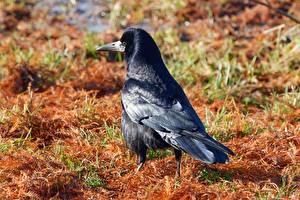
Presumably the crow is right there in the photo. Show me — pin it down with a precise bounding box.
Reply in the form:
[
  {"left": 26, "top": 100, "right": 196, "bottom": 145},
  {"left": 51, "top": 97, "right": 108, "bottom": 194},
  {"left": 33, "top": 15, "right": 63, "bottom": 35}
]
[{"left": 96, "top": 28, "right": 234, "bottom": 177}]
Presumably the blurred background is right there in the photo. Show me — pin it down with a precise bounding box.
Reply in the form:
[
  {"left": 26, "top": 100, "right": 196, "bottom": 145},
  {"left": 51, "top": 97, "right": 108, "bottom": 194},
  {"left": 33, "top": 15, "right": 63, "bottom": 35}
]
[{"left": 0, "top": 0, "right": 299, "bottom": 199}]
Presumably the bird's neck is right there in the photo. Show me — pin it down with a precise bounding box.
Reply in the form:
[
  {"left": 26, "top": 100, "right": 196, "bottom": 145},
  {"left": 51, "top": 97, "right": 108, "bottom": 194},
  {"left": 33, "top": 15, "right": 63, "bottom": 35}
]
[
  {"left": 125, "top": 62, "right": 178, "bottom": 94},
  {"left": 124, "top": 42, "right": 174, "bottom": 84},
  {"left": 126, "top": 60, "right": 160, "bottom": 82}
]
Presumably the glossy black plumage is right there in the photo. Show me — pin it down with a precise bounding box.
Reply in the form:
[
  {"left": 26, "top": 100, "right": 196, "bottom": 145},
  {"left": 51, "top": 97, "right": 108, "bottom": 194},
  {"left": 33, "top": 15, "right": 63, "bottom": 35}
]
[{"left": 97, "top": 27, "right": 234, "bottom": 176}]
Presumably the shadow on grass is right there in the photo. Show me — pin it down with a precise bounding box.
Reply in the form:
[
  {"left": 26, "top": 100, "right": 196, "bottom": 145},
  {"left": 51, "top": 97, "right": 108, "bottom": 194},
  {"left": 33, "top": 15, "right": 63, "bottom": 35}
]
[
  {"left": 73, "top": 81, "right": 123, "bottom": 98},
  {"left": 200, "top": 163, "right": 283, "bottom": 186},
  {"left": 30, "top": 173, "right": 84, "bottom": 199},
  {"left": 14, "top": 65, "right": 56, "bottom": 93}
]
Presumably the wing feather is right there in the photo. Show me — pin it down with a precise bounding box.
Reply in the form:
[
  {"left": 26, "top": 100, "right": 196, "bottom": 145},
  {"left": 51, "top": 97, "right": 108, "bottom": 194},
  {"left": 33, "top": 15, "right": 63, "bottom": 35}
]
[{"left": 122, "top": 79, "right": 234, "bottom": 156}]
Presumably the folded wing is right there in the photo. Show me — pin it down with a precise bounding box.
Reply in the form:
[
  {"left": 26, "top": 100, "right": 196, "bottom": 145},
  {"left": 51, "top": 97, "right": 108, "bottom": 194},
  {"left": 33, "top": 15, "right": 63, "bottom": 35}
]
[{"left": 122, "top": 79, "right": 234, "bottom": 163}]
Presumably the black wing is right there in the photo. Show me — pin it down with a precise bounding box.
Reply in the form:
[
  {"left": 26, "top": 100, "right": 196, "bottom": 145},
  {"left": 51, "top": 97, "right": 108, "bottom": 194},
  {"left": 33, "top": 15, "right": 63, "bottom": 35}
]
[{"left": 122, "top": 79, "right": 234, "bottom": 163}]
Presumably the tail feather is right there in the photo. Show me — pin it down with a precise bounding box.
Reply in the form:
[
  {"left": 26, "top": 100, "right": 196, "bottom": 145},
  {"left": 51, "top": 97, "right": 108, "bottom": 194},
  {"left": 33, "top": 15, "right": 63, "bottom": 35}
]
[
  {"left": 202, "top": 136, "right": 235, "bottom": 156},
  {"left": 182, "top": 130, "right": 234, "bottom": 156},
  {"left": 173, "top": 136, "right": 230, "bottom": 164}
]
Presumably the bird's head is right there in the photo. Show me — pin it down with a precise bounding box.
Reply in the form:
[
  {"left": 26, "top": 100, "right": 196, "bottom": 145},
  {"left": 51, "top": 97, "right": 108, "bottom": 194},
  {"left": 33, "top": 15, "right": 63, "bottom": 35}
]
[{"left": 96, "top": 28, "right": 162, "bottom": 64}]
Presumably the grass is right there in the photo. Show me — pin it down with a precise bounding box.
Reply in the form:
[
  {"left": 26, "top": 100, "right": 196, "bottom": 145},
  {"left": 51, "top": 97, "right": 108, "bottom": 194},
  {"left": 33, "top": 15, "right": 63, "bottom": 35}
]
[
  {"left": 84, "top": 32, "right": 99, "bottom": 59},
  {"left": 197, "top": 168, "right": 232, "bottom": 185},
  {"left": 0, "top": 143, "right": 10, "bottom": 153},
  {"left": 84, "top": 166, "right": 107, "bottom": 188},
  {"left": 108, "top": 0, "right": 186, "bottom": 29},
  {"left": 16, "top": 48, "right": 34, "bottom": 65},
  {"left": 13, "top": 128, "right": 32, "bottom": 148},
  {"left": 79, "top": 128, "right": 98, "bottom": 145},
  {"left": 155, "top": 29, "right": 246, "bottom": 101},
  {"left": 0, "top": 110, "right": 9, "bottom": 124},
  {"left": 2, "top": 0, "right": 26, "bottom": 6},
  {"left": 103, "top": 122, "right": 123, "bottom": 141},
  {"left": 155, "top": 28, "right": 206, "bottom": 85},
  {"left": 0, "top": 0, "right": 299, "bottom": 199},
  {"left": 53, "top": 144, "right": 107, "bottom": 188},
  {"left": 42, "top": 47, "right": 63, "bottom": 70},
  {"left": 147, "top": 149, "right": 173, "bottom": 160},
  {"left": 60, "top": 153, "right": 84, "bottom": 172},
  {"left": 0, "top": 54, "right": 8, "bottom": 80},
  {"left": 77, "top": 94, "right": 99, "bottom": 123}
]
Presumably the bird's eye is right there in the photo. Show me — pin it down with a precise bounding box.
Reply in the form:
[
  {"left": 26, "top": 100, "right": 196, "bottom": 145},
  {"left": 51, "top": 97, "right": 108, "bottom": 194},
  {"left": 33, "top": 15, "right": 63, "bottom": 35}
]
[{"left": 122, "top": 42, "right": 127, "bottom": 47}]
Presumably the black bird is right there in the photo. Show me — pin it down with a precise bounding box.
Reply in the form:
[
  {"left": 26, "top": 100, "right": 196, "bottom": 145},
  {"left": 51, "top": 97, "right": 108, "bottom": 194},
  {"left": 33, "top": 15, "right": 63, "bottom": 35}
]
[{"left": 96, "top": 28, "right": 234, "bottom": 177}]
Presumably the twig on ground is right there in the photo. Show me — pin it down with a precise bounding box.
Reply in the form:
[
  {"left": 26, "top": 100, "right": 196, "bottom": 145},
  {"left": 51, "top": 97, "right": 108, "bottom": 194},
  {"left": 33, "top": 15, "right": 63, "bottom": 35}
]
[{"left": 249, "top": 0, "right": 300, "bottom": 24}]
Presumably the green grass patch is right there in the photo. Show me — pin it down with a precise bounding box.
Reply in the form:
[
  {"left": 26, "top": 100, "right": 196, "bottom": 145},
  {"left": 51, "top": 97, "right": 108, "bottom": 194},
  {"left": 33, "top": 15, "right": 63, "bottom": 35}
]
[
  {"left": 147, "top": 149, "right": 173, "bottom": 160},
  {"left": 84, "top": 32, "right": 100, "bottom": 59},
  {"left": 0, "top": 143, "right": 10, "bottom": 153},
  {"left": 77, "top": 95, "right": 100, "bottom": 124},
  {"left": 60, "top": 153, "right": 84, "bottom": 172},
  {"left": 103, "top": 122, "right": 123, "bottom": 141},
  {"left": 13, "top": 128, "right": 32, "bottom": 148},
  {"left": 197, "top": 168, "right": 232, "bottom": 185},
  {"left": 84, "top": 166, "right": 107, "bottom": 188}
]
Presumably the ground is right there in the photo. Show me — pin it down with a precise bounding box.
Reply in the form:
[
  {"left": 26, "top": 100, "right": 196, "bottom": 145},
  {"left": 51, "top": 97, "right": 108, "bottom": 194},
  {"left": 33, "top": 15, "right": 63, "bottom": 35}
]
[{"left": 0, "top": 0, "right": 299, "bottom": 199}]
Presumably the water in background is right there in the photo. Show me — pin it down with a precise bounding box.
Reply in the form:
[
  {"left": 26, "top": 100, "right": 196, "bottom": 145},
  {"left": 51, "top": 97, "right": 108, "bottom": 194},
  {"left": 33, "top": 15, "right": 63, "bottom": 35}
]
[{"left": 34, "top": 0, "right": 110, "bottom": 32}]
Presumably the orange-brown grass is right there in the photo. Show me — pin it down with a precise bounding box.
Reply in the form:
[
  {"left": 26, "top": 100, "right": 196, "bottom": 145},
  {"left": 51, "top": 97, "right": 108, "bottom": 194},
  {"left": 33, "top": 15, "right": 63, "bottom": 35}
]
[{"left": 0, "top": 1, "right": 299, "bottom": 199}]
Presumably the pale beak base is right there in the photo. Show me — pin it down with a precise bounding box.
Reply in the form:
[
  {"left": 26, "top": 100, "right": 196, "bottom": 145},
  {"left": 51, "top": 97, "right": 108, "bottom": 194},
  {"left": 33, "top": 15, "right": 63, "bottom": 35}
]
[{"left": 96, "top": 41, "right": 125, "bottom": 52}]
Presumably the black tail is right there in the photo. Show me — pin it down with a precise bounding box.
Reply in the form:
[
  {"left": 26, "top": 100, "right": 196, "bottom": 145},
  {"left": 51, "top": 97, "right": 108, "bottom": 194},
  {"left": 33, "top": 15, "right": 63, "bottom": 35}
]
[{"left": 174, "top": 136, "right": 231, "bottom": 164}]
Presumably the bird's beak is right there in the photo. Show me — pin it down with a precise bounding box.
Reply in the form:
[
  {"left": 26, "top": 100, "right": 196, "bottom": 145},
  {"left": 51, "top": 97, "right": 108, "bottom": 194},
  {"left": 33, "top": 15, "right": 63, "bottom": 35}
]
[{"left": 96, "top": 41, "right": 125, "bottom": 52}]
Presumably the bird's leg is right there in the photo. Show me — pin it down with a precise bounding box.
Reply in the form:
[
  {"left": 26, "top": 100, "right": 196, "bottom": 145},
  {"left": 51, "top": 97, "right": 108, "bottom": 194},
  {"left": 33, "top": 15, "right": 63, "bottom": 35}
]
[
  {"left": 136, "top": 162, "right": 145, "bottom": 171},
  {"left": 174, "top": 149, "right": 182, "bottom": 178},
  {"left": 136, "top": 149, "right": 147, "bottom": 172}
]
